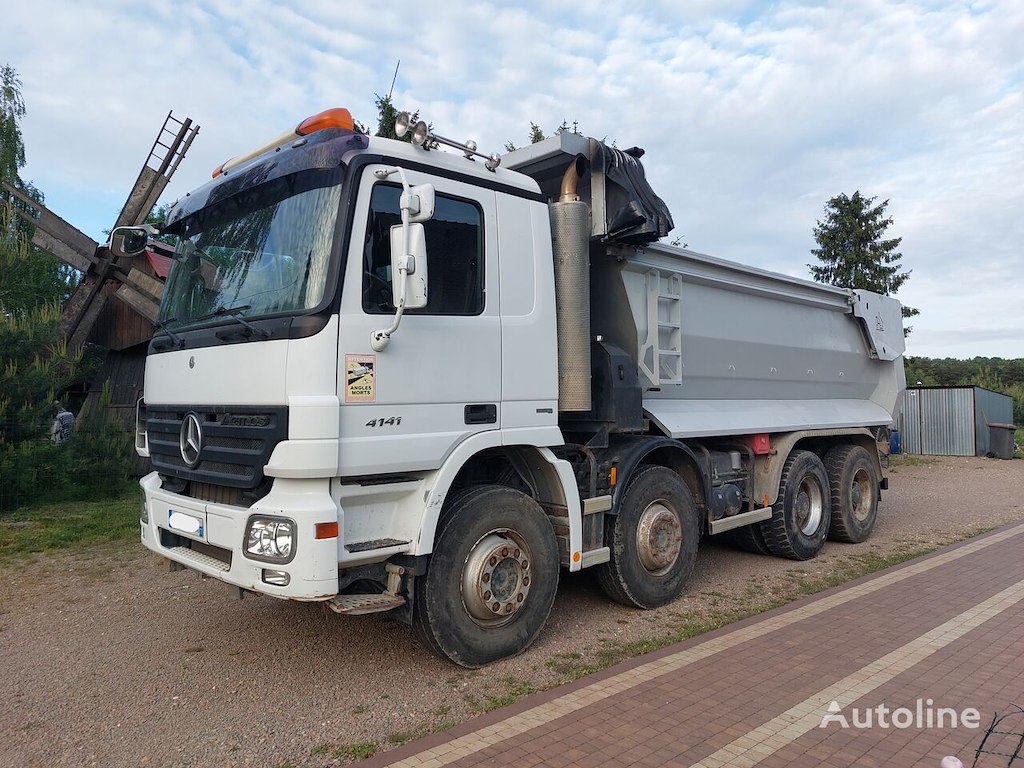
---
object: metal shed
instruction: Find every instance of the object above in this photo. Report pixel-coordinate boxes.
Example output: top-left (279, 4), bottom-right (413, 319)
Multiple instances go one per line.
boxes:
top-left (899, 386), bottom-right (1014, 456)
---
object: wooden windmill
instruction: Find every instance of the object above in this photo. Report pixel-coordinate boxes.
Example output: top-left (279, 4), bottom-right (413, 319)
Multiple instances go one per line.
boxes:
top-left (1, 112), bottom-right (199, 465)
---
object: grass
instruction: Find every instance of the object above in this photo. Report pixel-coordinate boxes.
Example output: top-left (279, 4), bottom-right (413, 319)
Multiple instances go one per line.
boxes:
top-left (887, 453), bottom-right (939, 468)
top-left (0, 486), bottom-right (139, 559)
top-left (483, 680), bottom-right (539, 712)
top-left (310, 741), bottom-right (378, 761)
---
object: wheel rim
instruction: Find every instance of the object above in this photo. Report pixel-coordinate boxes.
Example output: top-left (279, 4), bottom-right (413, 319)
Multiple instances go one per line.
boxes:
top-left (636, 500), bottom-right (683, 575)
top-left (461, 530), bottom-right (532, 627)
top-left (850, 468), bottom-right (874, 522)
top-left (795, 477), bottom-right (824, 536)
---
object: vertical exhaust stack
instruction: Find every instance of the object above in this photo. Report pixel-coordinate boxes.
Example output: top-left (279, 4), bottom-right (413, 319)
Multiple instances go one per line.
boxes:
top-left (549, 155), bottom-right (592, 412)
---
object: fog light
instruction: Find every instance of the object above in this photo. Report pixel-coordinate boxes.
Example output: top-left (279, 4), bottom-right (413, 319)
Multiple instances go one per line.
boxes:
top-left (245, 517), bottom-right (296, 563)
top-left (262, 569), bottom-right (291, 587)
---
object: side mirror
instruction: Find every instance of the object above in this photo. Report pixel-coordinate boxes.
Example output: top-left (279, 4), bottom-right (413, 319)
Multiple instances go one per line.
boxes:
top-left (110, 224), bottom-right (160, 257)
top-left (390, 223), bottom-right (428, 309)
top-left (403, 184), bottom-right (435, 223)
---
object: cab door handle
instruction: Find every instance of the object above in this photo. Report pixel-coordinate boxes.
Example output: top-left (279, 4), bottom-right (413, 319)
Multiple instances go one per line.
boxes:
top-left (464, 404), bottom-right (497, 425)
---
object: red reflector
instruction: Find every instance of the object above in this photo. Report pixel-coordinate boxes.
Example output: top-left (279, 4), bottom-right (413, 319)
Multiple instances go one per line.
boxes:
top-left (315, 522), bottom-right (339, 539)
top-left (745, 433), bottom-right (771, 455)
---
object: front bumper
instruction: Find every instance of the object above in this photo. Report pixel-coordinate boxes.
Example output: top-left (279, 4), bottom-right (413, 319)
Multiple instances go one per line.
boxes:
top-left (139, 472), bottom-right (340, 600)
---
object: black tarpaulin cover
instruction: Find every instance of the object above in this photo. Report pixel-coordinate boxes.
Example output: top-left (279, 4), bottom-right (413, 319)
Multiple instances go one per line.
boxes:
top-left (600, 144), bottom-right (674, 245)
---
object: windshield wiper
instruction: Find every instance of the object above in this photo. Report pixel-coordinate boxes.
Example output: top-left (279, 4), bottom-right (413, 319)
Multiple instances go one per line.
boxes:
top-left (200, 304), bottom-right (271, 339)
top-left (152, 318), bottom-right (185, 350)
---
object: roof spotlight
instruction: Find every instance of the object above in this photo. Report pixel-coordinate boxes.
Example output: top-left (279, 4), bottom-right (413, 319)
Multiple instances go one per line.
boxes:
top-left (391, 111), bottom-right (499, 172)
top-left (395, 111), bottom-right (411, 138)
top-left (410, 120), bottom-right (428, 146)
top-left (395, 111), bottom-right (429, 147)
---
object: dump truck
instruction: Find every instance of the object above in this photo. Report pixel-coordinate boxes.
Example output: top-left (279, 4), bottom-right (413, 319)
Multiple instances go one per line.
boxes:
top-left (125, 107), bottom-right (905, 667)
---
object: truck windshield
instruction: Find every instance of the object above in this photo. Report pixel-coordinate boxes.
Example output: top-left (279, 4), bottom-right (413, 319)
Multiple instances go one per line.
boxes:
top-left (159, 172), bottom-right (341, 330)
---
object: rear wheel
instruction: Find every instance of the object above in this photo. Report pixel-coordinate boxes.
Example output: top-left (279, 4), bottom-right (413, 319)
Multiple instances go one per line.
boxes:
top-left (825, 444), bottom-right (880, 543)
top-left (726, 522), bottom-right (771, 555)
top-left (761, 450), bottom-right (830, 561)
top-left (597, 465), bottom-right (699, 609)
top-left (411, 486), bottom-right (559, 667)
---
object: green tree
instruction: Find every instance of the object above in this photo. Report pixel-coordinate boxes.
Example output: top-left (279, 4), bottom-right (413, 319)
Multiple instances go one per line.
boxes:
top-left (0, 63), bottom-right (26, 188)
top-left (0, 64), bottom-right (45, 238)
top-left (505, 120), bottom-right (581, 152)
top-left (0, 65), bottom-right (123, 510)
top-left (809, 192), bottom-right (919, 334)
top-left (1, 66), bottom-right (75, 316)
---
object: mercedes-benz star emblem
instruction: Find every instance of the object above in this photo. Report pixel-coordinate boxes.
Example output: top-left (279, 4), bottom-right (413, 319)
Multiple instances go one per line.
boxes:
top-left (180, 412), bottom-right (203, 468)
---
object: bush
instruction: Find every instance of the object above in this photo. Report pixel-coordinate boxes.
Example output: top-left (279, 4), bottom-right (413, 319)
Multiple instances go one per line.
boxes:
top-left (0, 304), bottom-right (126, 511)
top-left (0, 379), bottom-right (134, 511)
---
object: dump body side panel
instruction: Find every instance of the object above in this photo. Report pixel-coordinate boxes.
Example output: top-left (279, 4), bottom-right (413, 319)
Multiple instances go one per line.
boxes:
top-left (609, 244), bottom-right (904, 438)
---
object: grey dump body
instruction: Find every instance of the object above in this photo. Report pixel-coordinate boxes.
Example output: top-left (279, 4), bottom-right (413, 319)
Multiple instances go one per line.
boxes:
top-left (505, 133), bottom-right (906, 438)
top-left (617, 244), bottom-right (905, 438)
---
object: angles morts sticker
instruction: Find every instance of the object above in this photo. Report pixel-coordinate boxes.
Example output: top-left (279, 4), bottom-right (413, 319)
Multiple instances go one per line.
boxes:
top-left (345, 354), bottom-right (376, 403)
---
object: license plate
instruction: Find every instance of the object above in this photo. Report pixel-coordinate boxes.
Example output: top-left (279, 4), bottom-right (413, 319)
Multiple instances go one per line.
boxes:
top-left (167, 509), bottom-right (205, 539)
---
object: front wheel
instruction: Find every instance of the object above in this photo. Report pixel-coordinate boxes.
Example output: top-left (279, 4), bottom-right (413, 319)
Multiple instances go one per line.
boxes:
top-left (761, 450), bottom-right (830, 561)
top-left (411, 486), bottom-right (559, 667)
top-left (597, 465), bottom-right (699, 609)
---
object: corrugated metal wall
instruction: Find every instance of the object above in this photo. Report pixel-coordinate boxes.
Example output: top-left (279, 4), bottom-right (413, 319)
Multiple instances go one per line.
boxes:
top-left (901, 387), bottom-right (975, 455)
top-left (974, 387), bottom-right (1015, 456)
top-left (900, 387), bottom-right (1014, 456)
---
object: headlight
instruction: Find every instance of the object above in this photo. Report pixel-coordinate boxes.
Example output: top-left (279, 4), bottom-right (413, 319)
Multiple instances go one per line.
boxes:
top-left (140, 489), bottom-right (149, 524)
top-left (245, 517), bottom-right (296, 563)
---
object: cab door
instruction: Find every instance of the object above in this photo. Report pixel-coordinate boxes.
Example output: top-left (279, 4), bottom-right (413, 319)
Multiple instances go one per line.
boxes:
top-left (337, 164), bottom-right (501, 476)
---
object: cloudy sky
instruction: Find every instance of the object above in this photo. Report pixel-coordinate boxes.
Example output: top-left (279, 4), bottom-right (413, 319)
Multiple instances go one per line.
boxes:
top-left (4, 0), bottom-right (1022, 359)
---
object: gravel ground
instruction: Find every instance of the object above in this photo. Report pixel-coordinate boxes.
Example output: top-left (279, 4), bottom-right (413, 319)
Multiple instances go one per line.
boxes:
top-left (2, 455), bottom-right (1022, 768)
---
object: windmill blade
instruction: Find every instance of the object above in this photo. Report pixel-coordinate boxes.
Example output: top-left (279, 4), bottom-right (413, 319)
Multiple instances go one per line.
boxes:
top-left (1, 181), bottom-right (98, 272)
top-left (114, 111), bottom-right (200, 228)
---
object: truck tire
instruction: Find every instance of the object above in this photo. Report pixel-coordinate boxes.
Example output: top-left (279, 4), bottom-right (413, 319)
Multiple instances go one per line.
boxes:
top-left (761, 450), bottom-right (830, 561)
top-left (726, 522), bottom-right (771, 555)
top-left (411, 486), bottom-right (559, 667)
top-left (825, 445), bottom-right (880, 543)
top-left (597, 465), bottom-right (699, 609)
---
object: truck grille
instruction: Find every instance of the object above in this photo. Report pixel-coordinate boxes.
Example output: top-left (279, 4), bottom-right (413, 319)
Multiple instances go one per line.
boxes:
top-left (147, 406), bottom-right (287, 496)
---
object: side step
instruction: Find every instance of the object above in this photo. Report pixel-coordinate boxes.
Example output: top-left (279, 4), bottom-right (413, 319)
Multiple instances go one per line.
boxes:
top-left (327, 563), bottom-right (406, 615)
top-left (328, 594), bottom-right (405, 615)
top-left (708, 506), bottom-right (774, 535)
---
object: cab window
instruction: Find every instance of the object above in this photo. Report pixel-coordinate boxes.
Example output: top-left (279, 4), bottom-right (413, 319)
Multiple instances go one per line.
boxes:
top-left (362, 183), bottom-right (484, 315)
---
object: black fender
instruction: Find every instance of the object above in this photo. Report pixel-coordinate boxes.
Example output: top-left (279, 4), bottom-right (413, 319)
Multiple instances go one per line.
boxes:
top-left (591, 434), bottom-right (710, 521)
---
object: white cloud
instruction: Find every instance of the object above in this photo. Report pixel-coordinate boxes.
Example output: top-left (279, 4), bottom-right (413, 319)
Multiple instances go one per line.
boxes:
top-left (3, 0), bottom-right (1021, 357)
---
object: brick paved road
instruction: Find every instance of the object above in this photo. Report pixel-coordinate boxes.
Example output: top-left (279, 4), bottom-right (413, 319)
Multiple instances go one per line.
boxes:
top-left (362, 521), bottom-right (1024, 768)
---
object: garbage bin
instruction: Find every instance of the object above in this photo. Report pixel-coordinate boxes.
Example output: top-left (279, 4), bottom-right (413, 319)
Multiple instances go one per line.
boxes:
top-left (987, 423), bottom-right (1017, 460)
top-left (889, 429), bottom-right (901, 455)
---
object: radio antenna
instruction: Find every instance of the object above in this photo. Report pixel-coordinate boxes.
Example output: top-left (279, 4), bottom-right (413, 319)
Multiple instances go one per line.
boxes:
top-left (388, 60), bottom-right (401, 100)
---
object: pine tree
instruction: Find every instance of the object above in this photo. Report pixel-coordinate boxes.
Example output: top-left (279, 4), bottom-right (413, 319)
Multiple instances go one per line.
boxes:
top-left (809, 191), bottom-right (919, 334)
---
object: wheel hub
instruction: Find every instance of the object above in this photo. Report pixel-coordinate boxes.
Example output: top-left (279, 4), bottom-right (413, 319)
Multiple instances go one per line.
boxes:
top-left (462, 532), bottom-right (531, 625)
top-left (851, 469), bottom-right (872, 522)
top-left (796, 479), bottom-right (823, 535)
top-left (636, 501), bottom-right (682, 574)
